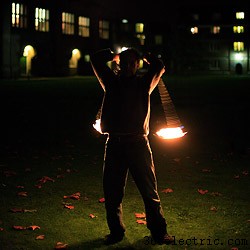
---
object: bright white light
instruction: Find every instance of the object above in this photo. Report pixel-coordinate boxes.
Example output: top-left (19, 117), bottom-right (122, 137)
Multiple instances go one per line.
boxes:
top-left (23, 45), bottom-right (33, 56)
top-left (235, 53), bottom-right (243, 61)
top-left (156, 127), bottom-right (187, 139)
top-left (93, 119), bottom-right (103, 134)
top-left (72, 49), bottom-right (79, 55)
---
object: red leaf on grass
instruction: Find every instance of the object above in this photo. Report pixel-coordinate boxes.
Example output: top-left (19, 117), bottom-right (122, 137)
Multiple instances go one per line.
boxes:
top-left (36, 234), bottom-right (45, 240)
top-left (161, 188), bottom-right (173, 193)
top-left (63, 192), bottom-right (81, 200)
top-left (99, 197), bottom-right (105, 203)
top-left (198, 189), bottom-right (208, 195)
top-left (13, 225), bottom-right (27, 230)
top-left (134, 212), bottom-right (146, 219)
top-left (17, 191), bottom-right (28, 197)
top-left (89, 214), bottom-right (97, 218)
top-left (136, 219), bottom-right (147, 225)
top-left (10, 208), bottom-right (23, 213)
top-left (28, 225), bottom-right (40, 230)
top-left (210, 206), bottom-right (218, 212)
top-left (55, 242), bottom-right (68, 249)
top-left (64, 204), bottom-right (74, 210)
top-left (242, 170), bottom-right (248, 176)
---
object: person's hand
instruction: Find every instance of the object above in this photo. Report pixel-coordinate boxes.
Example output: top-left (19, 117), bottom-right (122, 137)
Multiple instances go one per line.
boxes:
top-left (143, 52), bottom-right (151, 64)
top-left (113, 54), bottom-right (120, 64)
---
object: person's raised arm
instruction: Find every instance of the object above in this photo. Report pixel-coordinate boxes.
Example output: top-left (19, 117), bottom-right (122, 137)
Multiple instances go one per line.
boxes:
top-left (90, 48), bottom-right (117, 91)
top-left (143, 52), bottom-right (165, 94)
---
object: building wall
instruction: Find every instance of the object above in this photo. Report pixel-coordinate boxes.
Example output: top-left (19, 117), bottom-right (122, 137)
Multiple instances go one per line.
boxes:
top-left (0, 1), bottom-right (250, 79)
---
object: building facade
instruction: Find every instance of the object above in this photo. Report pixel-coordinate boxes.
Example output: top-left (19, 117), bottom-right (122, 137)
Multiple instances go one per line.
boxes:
top-left (1, 0), bottom-right (249, 79)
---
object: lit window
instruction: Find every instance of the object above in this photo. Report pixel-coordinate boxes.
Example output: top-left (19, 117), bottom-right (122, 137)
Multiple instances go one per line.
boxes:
top-left (135, 23), bottom-right (145, 45)
top-left (191, 27), bottom-right (198, 34)
top-left (233, 42), bottom-right (244, 51)
top-left (99, 20), bottom-right (109, 39)
top-left (155, 35), bottom-right (163, 45)
top-left (233, 26), bottom-right (244, 33)
top-left (62, 12), bottom-right (75, 35)
top-left (35, 8), bottom-right (49, 32)
top-left (78, 16), bottom-right (90, 37)
top-left (236, 12), bottom-right (244, 19)
top-left (211, 26), bottom-right (220, 34)
top-left (12, 2), bottom-right (27, 28)
top-left (135, 23), bottom-right (144, 33)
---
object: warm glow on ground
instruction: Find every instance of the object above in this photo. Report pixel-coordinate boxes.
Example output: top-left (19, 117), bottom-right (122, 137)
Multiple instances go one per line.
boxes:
top-left (156, 127), bottom-right (187, 139)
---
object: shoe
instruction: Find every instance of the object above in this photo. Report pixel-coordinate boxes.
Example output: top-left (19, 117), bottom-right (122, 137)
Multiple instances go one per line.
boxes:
top-left (153, 234), bottom-right (174, 245)
top-left (104, 233), bottom-right (124, 245)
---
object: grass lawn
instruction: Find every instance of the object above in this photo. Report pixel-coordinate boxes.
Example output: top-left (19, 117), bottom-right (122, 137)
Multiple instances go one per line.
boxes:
top-left (0, 75), bottom-right (249, 249)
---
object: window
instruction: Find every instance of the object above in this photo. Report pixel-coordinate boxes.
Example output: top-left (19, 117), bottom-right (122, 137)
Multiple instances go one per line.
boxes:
top-left (135, 23), bottom-right (145, 45)
top-left (99, 20), bottom-right (109, 39)
top-left (211, 26), bottom-right (220, 34)
top-left (233, 42), bottom-right (244, 51)
top-left (135, 23), bottom-right (144, 33)
top-left (191, 26), bottom-right (198, 34)
top-left (35, 8), bottom-right (49, 32)
top-left (12, 2), bottom-right (27, 28)
top-left (78, 16), bottom-right (90, 37)
top-left (62, 12), bottom-right (75, 35)
top-left (233, 26), bottom-right (244, 33)
top-left (236, 12), bottom-right (244, 19)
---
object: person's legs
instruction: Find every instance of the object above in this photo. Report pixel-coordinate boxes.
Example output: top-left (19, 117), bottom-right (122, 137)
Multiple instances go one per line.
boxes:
top-left (128, 137), bottom-right (169, 241)
top-left (103, 138), bottom-right (128, 239)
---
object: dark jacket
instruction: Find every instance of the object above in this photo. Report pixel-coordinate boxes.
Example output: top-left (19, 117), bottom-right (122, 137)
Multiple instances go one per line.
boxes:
top-left (90, 48), bottom-right (165, 135)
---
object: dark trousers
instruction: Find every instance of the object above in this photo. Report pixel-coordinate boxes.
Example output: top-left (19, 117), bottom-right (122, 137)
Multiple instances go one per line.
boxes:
top-left (103, 134), bottom-right (167, 237)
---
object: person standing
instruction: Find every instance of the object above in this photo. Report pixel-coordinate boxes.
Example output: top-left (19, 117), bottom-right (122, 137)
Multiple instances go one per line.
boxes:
top-left (90, 48), bottom-right (174, 245)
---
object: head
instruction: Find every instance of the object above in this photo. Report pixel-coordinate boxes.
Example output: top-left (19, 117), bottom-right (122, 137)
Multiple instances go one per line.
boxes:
top-left (119, 48), bottom-right (140, 77)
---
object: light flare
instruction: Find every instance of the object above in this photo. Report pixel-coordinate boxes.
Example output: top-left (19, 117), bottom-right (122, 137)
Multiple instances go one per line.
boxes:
top-left (93, 119), bottom-right (102, 134)
top-left (156, 127), bottom-right (187, 139)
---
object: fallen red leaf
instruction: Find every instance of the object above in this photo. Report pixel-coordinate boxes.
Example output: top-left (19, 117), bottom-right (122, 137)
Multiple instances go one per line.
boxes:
top-left (10, 208), bottom-right (23, 213)
top-left (63, 192), bottom-right (81, 200)
top-left (210, 206), bottom-right (218, 212)
top-left (36, 234), bottom-right (45, 240)
top-left (136, 219), bottom-right (147, 225)
top-left (89, 214), bottom-right (96, 218)
top-left (198, 189), bottom-right (208, 195)
top-left (28, 225), bottom-right (40, 230)
top-left (134, 212), bottom-right (146, 218)
top-left (99, 197), bottom-right (105, 203)
top-left (242, 170), bottom-right (248, 176)
top-left (161, 188), bottom-right (173, 193)
top-left (13, 225), bottom-right (27, 230)
top-left (55, 242), bottom-right (68, 249)
top-left (64, 204), bottom-right (74, 210)
top-left (17, 191), bottom-right (28, 197)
